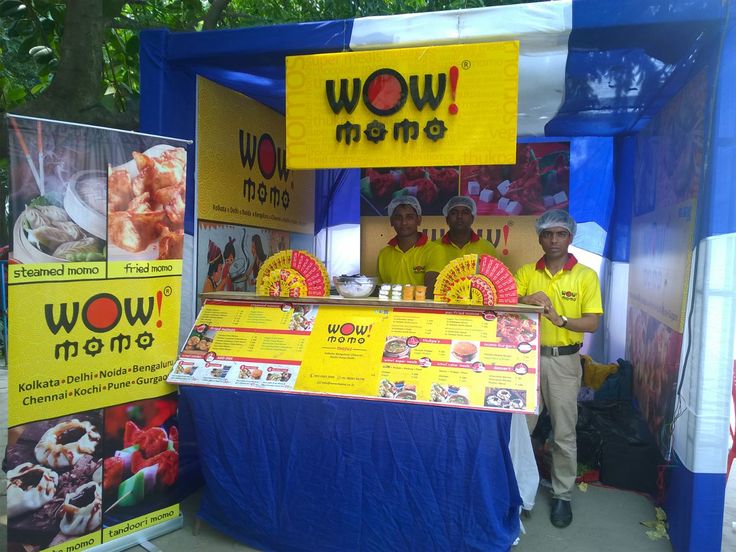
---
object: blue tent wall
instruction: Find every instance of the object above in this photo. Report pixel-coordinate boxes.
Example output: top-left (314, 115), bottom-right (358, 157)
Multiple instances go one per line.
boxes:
top-left (547, 0), bottom-right (723, 137)
top-left (666, 2), bottom-right (736, 550)
top-left (315, 169), bottom-right (360, 232)
top-left (139, 20), bottom-right (355, 234)
top-left (609, 136), bottom-right (635, 263)
top-left (699, 4), bottom-right (736, 240)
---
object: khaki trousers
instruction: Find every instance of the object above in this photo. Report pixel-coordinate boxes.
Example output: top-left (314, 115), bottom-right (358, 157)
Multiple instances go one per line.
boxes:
top-left (527, 352), bottom-right (581, 501)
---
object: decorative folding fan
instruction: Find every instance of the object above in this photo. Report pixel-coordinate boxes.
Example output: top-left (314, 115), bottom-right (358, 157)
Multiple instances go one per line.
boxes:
top-left (256, 250), bottom-right (330, 297)
top-left (434, 254), bottom-right (517, 305)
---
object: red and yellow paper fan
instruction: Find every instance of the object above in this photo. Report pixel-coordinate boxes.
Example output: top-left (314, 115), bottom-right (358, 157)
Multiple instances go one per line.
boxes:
top-left (256, 250), bottom-right (330, 297)
top-left (445, 277), bottom-right (472, 304)
top-left (434, 254), bottom-right (517, 306)
top-left (477, 254), bottom-right (518, 304)
top-left (469, 275), bottom-right (497, 305)
top-left (259, 250), bottom-right (291, 276)
top-left (435, 255), bottom-right (478, 299)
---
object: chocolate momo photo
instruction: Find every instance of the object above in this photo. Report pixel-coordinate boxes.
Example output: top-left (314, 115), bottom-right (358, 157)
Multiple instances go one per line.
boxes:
top-left (5, 410), bottom-right (103, 551)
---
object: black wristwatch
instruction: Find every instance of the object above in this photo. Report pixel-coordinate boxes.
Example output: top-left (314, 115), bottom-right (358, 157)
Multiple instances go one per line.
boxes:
top-left (559, 315), bottom-right (569, 328)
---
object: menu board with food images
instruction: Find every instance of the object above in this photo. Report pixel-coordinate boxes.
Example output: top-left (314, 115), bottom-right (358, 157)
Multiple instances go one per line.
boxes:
top-left (375, 308), bottom-right (538, 412)
top-left (169, 298), bottom-right (540, 415)
top-left (7, 116), bottom-right (187, 552)
top-left (169, 299), bottom-right (316, 390)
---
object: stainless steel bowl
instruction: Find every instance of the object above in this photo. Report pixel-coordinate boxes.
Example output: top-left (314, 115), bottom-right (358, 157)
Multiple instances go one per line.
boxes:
top-left (333, 276), bottom-right (378, 298)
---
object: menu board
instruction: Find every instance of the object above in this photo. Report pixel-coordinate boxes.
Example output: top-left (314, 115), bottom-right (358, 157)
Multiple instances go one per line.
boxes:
top-left (168, 299), bottom-right (540, 414)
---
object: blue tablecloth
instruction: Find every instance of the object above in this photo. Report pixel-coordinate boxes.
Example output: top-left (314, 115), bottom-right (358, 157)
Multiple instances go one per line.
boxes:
top-left (181, 387), bottom-right (521, 551)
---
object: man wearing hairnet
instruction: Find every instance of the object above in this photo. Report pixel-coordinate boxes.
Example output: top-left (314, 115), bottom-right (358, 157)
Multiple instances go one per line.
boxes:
top-left (377, 196), bottom-right (443, 288)
top-left (514, 209), bottom-right (603, 529)
top-left (424, 196), bottom-right (498, 293)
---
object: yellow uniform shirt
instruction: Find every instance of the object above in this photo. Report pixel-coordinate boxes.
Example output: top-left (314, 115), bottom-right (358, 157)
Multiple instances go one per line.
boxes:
top-left (428, 231), bottom-right (498, 272)
top-left (514, 254), bottom-right (603, 346)
top-left (377, 233), bottom-right (443, 285)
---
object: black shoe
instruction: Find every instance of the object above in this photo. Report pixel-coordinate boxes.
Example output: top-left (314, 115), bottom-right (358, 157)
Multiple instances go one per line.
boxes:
top-left (550, 498), bottom-right (572, 528)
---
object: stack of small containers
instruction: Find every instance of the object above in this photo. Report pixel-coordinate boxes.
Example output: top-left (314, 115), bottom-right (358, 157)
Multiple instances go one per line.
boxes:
top-left (378, 284), bottom-right (404, 301)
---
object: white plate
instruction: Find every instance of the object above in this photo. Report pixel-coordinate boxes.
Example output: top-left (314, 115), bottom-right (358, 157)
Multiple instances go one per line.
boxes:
top-left (107, 144), bottom-right (182, 261)
top-left (108, 242), bottom-right (159, 261)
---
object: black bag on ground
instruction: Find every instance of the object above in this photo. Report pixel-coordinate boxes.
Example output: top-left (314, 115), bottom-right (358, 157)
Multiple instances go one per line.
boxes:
top-left (576, 402), bottom-right (604, 468)
top-left (581, 400), bottom-right (662, 494)
top-left (599, 437), bottom-right (661, 494)
top-left (532, 400), bottom-right (662, 495)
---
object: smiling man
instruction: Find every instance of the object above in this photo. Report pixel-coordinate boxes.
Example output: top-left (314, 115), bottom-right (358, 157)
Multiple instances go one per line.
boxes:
top-left (514, 209), bottom-right (603, 529)
top-left (424, 196), bottom-right (497, 293)
top-left (377, 196), bottom-right (442, 288)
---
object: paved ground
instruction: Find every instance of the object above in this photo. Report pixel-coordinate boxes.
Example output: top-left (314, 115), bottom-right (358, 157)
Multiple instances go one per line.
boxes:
top-left (1, 365), bottom-right (733, 551)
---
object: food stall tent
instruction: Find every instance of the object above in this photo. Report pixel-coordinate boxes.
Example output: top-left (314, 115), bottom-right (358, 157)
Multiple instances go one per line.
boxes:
top-left (139, 1), bottom-right (736, 550)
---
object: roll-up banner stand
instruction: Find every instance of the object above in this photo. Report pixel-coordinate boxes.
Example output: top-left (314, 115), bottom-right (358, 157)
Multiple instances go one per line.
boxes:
top-left (6, 115), bottom-right (189, 552)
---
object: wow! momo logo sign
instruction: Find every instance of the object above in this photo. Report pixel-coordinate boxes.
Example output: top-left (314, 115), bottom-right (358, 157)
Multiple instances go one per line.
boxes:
top-left (197, 76), bottom-right (315, 234)
top-left (286, 41), bottom-right (519, 169)
top-left (44, 288), bottom-right (173, 361)
top-left (239, 130), bottom-right (292, 211)
top-left (326, 322), bottom-right (372, 344)
top-left (22, 278), bottom-right (180, 364)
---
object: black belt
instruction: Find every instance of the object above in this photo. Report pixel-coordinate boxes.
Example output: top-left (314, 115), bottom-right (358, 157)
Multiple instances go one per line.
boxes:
top-left (540, 344), bottom-right (581, 357)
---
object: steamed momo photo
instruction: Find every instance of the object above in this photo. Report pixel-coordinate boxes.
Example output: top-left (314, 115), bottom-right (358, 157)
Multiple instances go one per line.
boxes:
top-left (17, 199), bottom-right (106, 263)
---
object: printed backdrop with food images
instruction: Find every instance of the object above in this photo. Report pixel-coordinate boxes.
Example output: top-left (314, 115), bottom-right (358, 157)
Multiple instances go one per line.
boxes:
top-left (628, 71), bottom-right (706, 453)
top-left (359, 142), bottom-right (569, 274)
top-left (6, 115), bottom-right (187, 552)
top-left (168, 299), bottom-right (540, 415)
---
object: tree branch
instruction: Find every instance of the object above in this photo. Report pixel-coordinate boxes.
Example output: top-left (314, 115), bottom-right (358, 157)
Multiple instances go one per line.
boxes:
top-left (203, 0), bottom-right (233, 30)
top-left (111, 17), bottom-right (153, 31)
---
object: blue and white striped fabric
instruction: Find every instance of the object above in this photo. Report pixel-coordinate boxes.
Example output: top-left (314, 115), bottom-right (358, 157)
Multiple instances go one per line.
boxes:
top-left (139, 1), bottom-right (736, 550)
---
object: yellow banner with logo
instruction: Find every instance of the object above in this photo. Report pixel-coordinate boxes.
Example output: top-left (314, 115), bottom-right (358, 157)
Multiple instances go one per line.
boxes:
top-left (170, 299), bottom-right (539, 415)
top-left (286, 42), bottom-right (519, 169)
top-left (8, 277), bottom-right (180, 426)
top-left (197, 76), bottom-right (315, 233)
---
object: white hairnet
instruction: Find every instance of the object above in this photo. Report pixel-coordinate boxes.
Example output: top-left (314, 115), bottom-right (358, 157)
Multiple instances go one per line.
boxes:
top-left (442, 196), bottom-right (477, 217)
top-left (535, 209), bottom-right (577, 236)
top-left (387, 195), bottom-right (422, 217)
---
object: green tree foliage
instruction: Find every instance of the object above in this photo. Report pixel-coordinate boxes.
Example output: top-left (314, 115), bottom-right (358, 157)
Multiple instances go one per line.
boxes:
top-left (1, 0), bottom-right (539, 119)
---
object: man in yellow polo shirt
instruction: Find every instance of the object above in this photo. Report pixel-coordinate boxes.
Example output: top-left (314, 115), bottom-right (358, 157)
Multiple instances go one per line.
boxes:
top-left (377, 196), bottom-right (442, 288)
top-left (424, 196), bottom-right (497, 293)
top-left (514, 209), bottom-right (602, 530)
